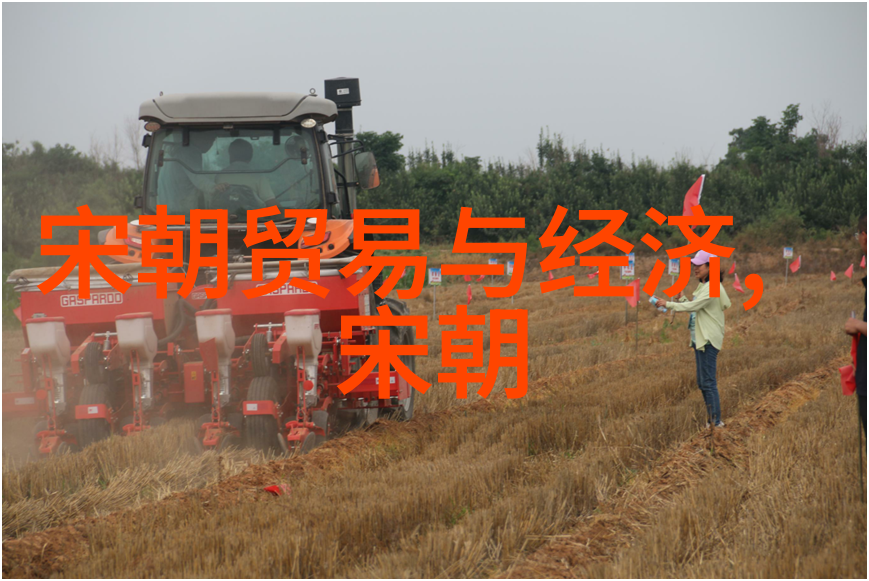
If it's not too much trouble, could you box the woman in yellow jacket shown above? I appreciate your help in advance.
[655,250,731,428]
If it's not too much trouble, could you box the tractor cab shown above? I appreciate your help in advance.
[6,79,415,459]
[136,85,379,263]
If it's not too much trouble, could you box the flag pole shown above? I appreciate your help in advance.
[858,396,864,499]
[849,310,865,499]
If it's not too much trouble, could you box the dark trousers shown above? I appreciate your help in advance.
[859,394,866,436]
[694,344,722,425]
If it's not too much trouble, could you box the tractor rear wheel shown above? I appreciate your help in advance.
[77,383,112,448]
[375,326,416,422]
[243,376,282,454]
[395,327,416,421]
[250,334,271,378]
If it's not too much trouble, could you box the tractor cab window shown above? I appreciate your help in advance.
[145,126,322,221]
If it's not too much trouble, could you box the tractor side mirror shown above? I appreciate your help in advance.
[354,151,380,190]
[134,196,143,209]
[142,134,152,148]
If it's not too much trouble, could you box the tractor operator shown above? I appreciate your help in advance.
[214,139,278,206]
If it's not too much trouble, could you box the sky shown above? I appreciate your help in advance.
[2,2,866,168]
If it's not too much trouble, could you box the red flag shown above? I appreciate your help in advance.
[463,274,471,282]
[845,264,854,279]
[861,255,866,268]
[841,336,860,395]
[263,484,290,496]
[587,271,598,279]
[625,279,641,307]
[789,255,801,273]
[547,271,554,281]
[682,175,705,229]
[830,270,837,281]
[733,273,745,293]
[476,274,485,282]
[728,261,735,275]
[13,306,22,322]
[467,284,472,305]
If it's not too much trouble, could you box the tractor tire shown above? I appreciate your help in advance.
[299,432,319,454]
[312,409,329,447]
[243,376,281,453]
[77,383,112,448]
[381,299,415,421]
[218,434,242,453]
[226,412,243,432]
[250,334,271,378]
[396,327,416,421]
[375,325,416,422]
[83,341,106,385]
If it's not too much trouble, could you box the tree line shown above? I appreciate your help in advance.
[2,103,865,269]
[358,104,866,248]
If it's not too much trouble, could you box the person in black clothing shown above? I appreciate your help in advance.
[845,215,867,434]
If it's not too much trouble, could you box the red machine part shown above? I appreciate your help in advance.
[35,427,77,455]
[199,420,240,448]
[183,362,206,403]
[2,348,42,418]
[18,284,168,346]
[347,369,410,400]
[11,259,407,455]
[74,403,111,421]
[221,275,361,334]
[243,400,280,419]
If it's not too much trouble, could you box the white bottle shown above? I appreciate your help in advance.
[649,296,668,314]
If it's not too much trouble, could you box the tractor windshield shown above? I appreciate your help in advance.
[144,126,322,221]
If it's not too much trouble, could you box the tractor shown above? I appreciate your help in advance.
[5,78,418,456]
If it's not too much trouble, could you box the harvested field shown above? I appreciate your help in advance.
[2,253,866,578]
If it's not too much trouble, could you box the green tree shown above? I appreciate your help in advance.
[356,131,405,174]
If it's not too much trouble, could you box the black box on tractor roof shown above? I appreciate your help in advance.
[325,77,361,108]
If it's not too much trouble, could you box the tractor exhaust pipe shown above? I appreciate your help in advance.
[325,77,361,217]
